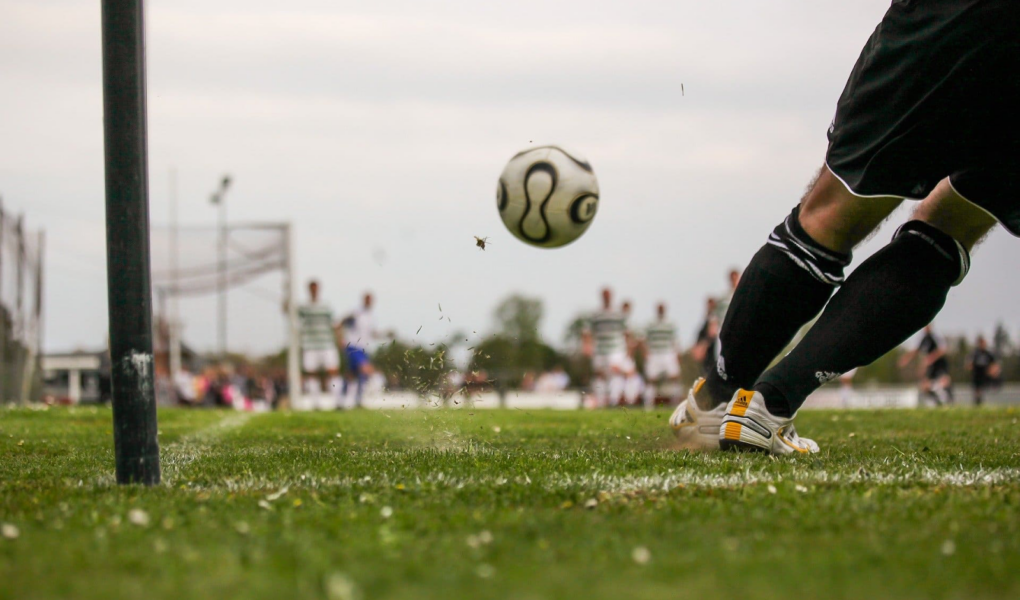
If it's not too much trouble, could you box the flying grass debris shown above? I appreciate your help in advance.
[128,509,150,527]
[2,524,19,540]
[631,546,651,565]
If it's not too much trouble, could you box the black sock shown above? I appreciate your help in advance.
[755,221,970,416]
[701,206,848,409]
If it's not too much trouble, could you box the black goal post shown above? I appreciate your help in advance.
[101,0,161,485]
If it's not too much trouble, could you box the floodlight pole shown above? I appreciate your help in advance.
[210,175,231,357]
[101,0,160,485]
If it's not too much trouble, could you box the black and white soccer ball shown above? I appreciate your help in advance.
[496,146,600,248]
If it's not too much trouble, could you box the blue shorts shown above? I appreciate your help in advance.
[345,346,370,374]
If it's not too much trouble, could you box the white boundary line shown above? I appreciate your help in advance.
[160,413,252,485]
[162,464,1020,495]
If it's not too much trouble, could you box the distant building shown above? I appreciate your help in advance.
[42,350,109,404]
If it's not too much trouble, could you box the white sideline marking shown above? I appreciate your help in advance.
[177,464,1020,495]
[160,413,252,484]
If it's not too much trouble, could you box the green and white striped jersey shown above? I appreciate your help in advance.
[591,310,627,356]
[645,320,677,354]
[298,303,336,351]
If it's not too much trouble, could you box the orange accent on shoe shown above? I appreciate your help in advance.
[730,389,753,416]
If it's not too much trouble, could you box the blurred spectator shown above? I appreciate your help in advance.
[535,366,570,392]
[692,297,720,377]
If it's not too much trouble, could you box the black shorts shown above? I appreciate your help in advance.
[925,359,950,381]
[826,0,1020,235]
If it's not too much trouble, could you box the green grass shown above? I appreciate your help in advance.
[2,406,1019,600]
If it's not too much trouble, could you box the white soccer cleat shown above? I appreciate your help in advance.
[719,389,819,455]
[669,378,727,450]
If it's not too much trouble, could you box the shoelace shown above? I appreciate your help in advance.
[783,424,810,448]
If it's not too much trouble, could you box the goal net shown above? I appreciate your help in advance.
[0,202,44,403]
[148,222,299,406]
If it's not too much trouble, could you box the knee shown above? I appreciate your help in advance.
[799,167,901,253]
[766,205,852,287]
[799,170,870,253]
[892,220,970,286]
[912,180,998,251]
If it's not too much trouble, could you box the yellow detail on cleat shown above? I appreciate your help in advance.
[730,389,753,416]
[777,427,809,453]
[723,422,742,440]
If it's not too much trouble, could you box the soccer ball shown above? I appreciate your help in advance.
[496,146,600,248]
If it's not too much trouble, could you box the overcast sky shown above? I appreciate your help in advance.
[2,0,1017,355]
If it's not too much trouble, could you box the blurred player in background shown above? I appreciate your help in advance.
[297,280,341,409]
[674,1,1018,454]
[966,335,1000,406]
[340,292,378,408]
[714,268,741,325]
[582,288,627,407]
[620,300,645,406]
[643,302,682,408]
[899,324,954,406]
[691,297,720,378]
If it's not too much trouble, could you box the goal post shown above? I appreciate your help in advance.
[101,0,160,485]
[149,221,300,407]
[285,223,301,411]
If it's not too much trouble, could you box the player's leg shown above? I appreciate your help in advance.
[608,362,625,407]
[590,373,607,408]
[750,181,995,423]
[588,355,607,408]
[624,372,644,407]
[700,166,901,408]
[920,376,940,407]
[301,350,324,410]
[663,357,683,406]
[354,356,373,408]
[938,373,955,405]
[641,359,659,409]
[320,347,341,410]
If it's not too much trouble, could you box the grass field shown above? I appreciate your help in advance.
[2,406,1019,600]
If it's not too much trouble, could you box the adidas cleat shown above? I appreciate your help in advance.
[719,389,819,455]
[669,378,727,450]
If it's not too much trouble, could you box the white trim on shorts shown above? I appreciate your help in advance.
[823,161,924,201]
[945,175,1004,225]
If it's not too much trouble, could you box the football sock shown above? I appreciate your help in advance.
[941,385,955,405]
[354,374,367,407]
[755,220,970,416]
[701,206,849,409]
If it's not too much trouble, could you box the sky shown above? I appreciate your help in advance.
[1,0,1017,356]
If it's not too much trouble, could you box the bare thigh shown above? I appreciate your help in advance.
[912,179,999,251]
[798,166,903,255]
